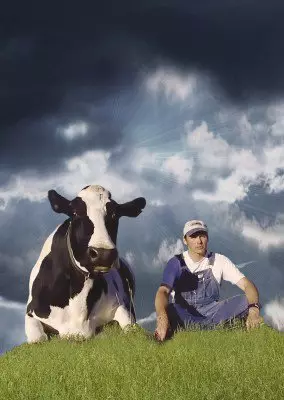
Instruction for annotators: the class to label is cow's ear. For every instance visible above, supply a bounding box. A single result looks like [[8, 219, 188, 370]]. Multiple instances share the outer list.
[[118, 197, 146, 218], [48, 190, 73, 217]]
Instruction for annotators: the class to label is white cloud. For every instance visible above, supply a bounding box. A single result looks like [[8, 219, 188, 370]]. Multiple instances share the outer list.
[[131, 148, 160, 173], [124, 251, 135, 266], [0, 150, 139, 208], [150, 199, 166, 207], [241, 218, 284, 250], [0, 296, 26, 311], [263, 298, 284, 332], [153, 238, 184, 267], [129, 147, 193, 187], [58, 121, 89, 140], [184, 120, 284, 204], [187, 121, 231, 170], [146, 67, 196, 102], [267, 102, 284, 137], [236, 261, 255, 269], [161, 155, 193, 184], [137, 312, 156, 326]]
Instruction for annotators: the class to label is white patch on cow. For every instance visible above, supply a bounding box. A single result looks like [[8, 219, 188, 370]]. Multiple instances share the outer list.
[[31, 278, 94, 338], [113, 305, 134, 328], [88, 290, 120, 330], [25, 314, 48, 343], [78, 185, 115, 250]]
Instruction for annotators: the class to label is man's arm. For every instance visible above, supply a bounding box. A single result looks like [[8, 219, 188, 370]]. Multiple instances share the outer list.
[[236, 277, 263, 329], [154, 285, 171, 341], [236, 277, 259, 305], [154, 256, 180, 340]]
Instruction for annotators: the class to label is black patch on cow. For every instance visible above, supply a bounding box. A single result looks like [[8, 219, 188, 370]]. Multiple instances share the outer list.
[[70, 197, 87, 216], [27, 219, 86, 319], [118, 197, 146, 218], [40, 321, 59, 338], [104, 197, 146, 245], [105, 200, 120, 245], [82, 185, 90, 190], [48, 190, 73, 217], [70, 215, 94, 262], [86, 275, 108, 319]]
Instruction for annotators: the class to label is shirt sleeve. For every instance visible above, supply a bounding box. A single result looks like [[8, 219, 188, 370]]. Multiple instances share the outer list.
[[160, 257, 181, 290], [220, 255, 245, 285]]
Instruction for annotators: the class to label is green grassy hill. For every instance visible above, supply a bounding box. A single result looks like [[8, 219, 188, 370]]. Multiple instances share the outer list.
[[1, 323, 284, 400]]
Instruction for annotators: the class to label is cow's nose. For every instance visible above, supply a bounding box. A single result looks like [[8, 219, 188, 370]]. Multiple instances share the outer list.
[[87, 247, 99, 260], [87, 247, 118, 270]]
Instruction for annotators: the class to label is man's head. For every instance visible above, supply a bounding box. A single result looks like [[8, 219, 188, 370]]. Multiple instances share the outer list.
[[183, 220, 208, 257]]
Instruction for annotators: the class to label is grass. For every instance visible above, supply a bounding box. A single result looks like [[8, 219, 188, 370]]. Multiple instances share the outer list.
[[0, 321, 284, 400]]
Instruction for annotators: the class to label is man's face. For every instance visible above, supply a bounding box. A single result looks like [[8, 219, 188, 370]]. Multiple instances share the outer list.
[[184, 231, 208, 256]]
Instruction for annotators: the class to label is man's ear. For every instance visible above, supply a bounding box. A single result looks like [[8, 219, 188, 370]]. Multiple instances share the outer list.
[[117, 197, 146, 218], [183, 237, 187, 245], [47, 190, 73, 217]]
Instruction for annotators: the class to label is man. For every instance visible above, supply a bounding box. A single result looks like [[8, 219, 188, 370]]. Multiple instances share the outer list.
[[155, 220, 263, 341]]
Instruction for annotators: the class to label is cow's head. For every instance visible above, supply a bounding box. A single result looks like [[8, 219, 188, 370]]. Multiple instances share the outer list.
[[48, 185, 146, 275]]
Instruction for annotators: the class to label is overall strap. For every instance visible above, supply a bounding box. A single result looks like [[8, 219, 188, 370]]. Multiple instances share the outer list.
[[207, 252, 215, 266], [175, 253, 186, 268]]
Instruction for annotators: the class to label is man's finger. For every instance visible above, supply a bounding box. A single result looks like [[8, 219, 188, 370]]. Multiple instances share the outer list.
[[154, 330, 165, 342]]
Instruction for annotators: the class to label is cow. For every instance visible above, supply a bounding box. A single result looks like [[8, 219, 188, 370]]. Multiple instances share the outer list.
[[25, 184, 146, 343]]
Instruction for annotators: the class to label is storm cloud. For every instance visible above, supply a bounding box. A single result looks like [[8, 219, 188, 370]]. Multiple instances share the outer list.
[[2, 0, 284, 172]]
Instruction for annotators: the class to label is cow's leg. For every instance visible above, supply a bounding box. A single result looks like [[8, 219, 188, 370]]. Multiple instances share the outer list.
[[25, 314, 48, 343], [113, 305, 135, 330]]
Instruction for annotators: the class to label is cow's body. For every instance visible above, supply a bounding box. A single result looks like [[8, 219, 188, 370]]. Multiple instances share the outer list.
[[25, 185, 145, 343]]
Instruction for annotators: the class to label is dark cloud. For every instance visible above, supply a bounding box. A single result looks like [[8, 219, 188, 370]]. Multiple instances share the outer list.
[[0, 111, 125, 173], [1, 0, 284, 172]]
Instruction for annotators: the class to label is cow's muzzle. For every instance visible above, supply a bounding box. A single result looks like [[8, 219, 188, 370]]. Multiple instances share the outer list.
[[86, 247, 118, 273]]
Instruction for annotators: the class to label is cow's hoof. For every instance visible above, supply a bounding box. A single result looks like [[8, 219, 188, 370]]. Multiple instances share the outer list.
[[27, 336, 48, 344]]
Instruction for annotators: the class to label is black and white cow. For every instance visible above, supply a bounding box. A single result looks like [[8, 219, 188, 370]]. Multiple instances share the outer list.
[[25, 185, 146, 343]]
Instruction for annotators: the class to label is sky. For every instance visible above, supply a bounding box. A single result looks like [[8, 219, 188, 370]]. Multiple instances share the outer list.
[[1, 0, 284, 354]]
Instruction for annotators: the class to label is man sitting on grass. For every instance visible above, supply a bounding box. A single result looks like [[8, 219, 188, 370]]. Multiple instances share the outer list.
[[155, 220, 263, 341]]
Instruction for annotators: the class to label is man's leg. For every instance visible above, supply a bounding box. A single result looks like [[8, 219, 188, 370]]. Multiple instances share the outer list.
[[211, 294, 249, 325], [166, 303, 208, 337]]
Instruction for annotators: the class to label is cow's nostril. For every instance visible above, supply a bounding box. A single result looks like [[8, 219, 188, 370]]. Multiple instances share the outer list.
[[89, 248, 98, 259]]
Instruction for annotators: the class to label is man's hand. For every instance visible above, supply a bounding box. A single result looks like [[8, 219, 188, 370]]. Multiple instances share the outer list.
[[246, 308, 263, 330], [155, 313, 169, 342]]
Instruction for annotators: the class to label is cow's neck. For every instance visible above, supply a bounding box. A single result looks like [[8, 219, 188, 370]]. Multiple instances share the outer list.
[[66, 220, 91, 279], [52, 219, 86, 295]]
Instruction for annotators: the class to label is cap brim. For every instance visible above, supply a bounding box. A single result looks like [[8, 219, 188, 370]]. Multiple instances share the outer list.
[[184, 227, 208, 237]]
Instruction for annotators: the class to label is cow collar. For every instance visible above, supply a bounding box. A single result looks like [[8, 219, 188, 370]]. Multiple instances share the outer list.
[[66, 220, 90, 280]]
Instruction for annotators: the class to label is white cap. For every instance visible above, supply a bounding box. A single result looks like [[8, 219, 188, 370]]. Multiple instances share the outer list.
[[183, 220, 208, 237]]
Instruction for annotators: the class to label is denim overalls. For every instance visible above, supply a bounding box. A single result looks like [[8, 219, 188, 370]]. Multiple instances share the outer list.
[[167, 253, 249, 330]]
